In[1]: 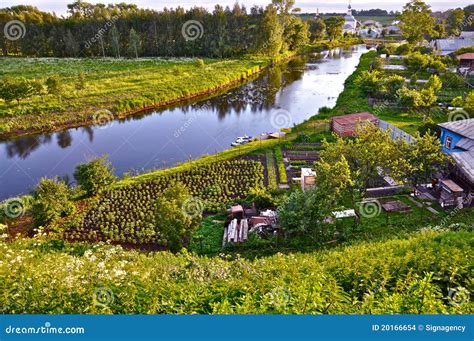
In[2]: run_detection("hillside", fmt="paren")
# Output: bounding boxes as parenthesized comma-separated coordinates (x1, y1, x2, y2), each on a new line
(1, 230, 472, 314)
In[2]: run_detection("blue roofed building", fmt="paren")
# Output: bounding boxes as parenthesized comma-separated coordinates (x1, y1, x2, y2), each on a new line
(438, 118, 474, 191)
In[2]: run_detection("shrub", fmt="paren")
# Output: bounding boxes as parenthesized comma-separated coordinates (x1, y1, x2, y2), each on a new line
(31, 178, 75, 227)
(155, 183, 201, 252)
(195, 59, 205, 68)
(74, 156, 116, 197)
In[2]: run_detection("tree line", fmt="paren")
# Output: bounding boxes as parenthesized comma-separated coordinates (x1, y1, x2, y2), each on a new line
(0, 0, 317, 58)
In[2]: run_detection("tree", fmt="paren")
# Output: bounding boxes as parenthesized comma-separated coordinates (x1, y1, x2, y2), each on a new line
(446, 9, 465, 36)
(259, 5, 284, 57)
(319, 123, 402, 206)
(355, 70, 383, 97)
(426, 74, 442, 94)
(128, 28, 140, 58)
(278, 156, 352, 241)
(325, 16, 345, 41)
(399, 0, 435, 44)
(383, 75, 406, 98)
(404, 52, 430, 72)
(308, 17, 326, 42)
(398, 131, 449, 195)
(155, 183, 201, 252)
(110, 25, 121, 58)
(45, 76, 63, 96)
(31, 177, 75, 227)
(65, 29, 80, 57)
(464, 91, 474, 115)
(73, 155, 116, 197)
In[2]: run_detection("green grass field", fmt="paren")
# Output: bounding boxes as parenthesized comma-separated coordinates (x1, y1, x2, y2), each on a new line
(0, 57, 269, 137)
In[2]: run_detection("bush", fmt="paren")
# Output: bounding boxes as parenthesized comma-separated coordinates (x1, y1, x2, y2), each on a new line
(73, 156, 116, 197)
(154, 183, 201, 252)
(31, 178, 75, 227)
(195, 59, 205, 68)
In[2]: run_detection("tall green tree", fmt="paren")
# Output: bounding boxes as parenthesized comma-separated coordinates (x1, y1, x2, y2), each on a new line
(324, 16, 345, 41)
(446, 8, 465, 36)
(399, 0, 435, 44)
(127, 28, 140, 58)
(259, 5, 284, 57)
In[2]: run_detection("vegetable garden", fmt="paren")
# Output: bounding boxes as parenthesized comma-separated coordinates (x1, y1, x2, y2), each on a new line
(65, 160, 264, 245)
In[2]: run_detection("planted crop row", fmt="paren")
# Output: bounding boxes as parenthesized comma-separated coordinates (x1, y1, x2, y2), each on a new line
(274, 147, 288, 184)
(67, 160, 264, 245)
(265, 151, 278, 189)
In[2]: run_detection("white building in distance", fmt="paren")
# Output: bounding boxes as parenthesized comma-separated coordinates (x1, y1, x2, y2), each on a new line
(343, 2, 358, 34)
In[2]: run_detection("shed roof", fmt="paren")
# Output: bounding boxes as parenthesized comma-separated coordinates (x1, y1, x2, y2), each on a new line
(432, 38, 474, 54)
(438, 119, 474, 139)
(457, 137, 474, 151)
(458, 53, 474, 60)
(441, 179, 464, 193)
(332, 112, 378, 125)
(231, 205, 244, 213)
(450, 151, 474, 184)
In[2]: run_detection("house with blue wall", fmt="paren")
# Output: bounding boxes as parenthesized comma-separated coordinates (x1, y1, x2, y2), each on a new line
(438, 118, 474, 191)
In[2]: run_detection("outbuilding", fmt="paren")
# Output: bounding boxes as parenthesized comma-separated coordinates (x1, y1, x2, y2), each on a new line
(331, 112, 379, 137)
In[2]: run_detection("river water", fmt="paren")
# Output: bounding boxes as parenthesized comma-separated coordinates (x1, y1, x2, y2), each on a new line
(0, 45, 368, 199)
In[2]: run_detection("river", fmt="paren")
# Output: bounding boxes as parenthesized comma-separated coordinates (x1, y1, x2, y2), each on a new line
(0, 45, 368, 200)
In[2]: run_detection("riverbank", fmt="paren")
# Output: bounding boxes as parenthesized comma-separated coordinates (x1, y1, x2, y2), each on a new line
(0, 57, 269, 139)
(0, 39, 363, 140)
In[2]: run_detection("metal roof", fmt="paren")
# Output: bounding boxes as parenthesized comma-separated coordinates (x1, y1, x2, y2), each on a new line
(451, 151, 474, 184)
(438, 119, 474, 139)
(432, 38, 474, 53)
(457, 137, 474, 151)
(332, 112, 378, 125)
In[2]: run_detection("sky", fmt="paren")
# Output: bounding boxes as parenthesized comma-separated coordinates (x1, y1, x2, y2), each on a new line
(2, 0, 471, 15)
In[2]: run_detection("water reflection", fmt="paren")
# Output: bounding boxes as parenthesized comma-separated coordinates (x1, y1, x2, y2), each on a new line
(0, 46, 368, 199)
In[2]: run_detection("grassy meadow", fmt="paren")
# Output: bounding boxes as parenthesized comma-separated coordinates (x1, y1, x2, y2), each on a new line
(0, 57, 269, 137)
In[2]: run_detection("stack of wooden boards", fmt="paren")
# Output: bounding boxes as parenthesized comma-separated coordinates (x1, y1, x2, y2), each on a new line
(222, 219, 249, 246)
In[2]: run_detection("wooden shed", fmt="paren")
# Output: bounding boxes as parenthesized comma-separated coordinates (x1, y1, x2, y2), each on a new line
(331, 112, 379, 137)
(458, 53, 474, 69)
(439, 179, 464, 208)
